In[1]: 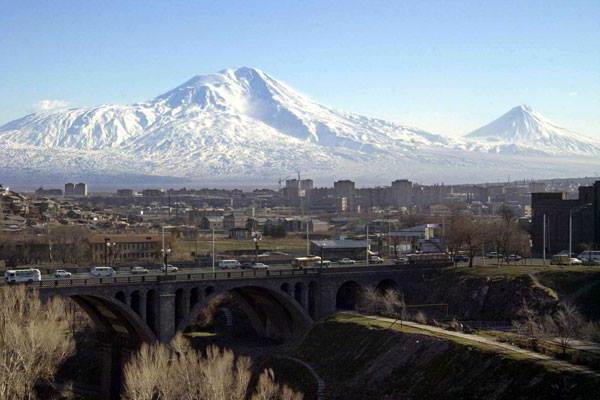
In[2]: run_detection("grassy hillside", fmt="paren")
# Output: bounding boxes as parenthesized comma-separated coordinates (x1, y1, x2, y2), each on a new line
(296, 314, 599, 400)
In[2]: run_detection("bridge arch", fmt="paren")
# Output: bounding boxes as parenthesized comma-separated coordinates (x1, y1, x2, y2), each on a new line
(336, 281, 363, 310)
(70, 293, 157, 343)
(179, 284, 312, 340)
(376, 279, 399, 294)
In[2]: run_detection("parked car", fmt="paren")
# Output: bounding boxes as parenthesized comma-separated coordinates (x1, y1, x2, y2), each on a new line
(485, 252, 503, 259)
(338, 258, 357, 265)
(505, 254, 522, 262)
(54, 269, 72, 279)
(90, 266, 116, 277)
(370, 256, 384, 264)
(453, 255, 469, 263)
(251, 263, 270, 270)
(394, 257, 409, 265)
(131, 266, 149, 274)
(160, 264, 178, 273)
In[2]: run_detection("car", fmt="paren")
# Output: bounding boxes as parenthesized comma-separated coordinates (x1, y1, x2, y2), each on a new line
(370, 256, 384, 264)
(338, 258, 357, 265)
(160, 264, 178, 273)
(505, 254, 522, 262)
(485, 252, 503, 259)
(131, 266, 149, 274)
(218, 259, 241, 269)
(570, 257, 583, 265)
(394, 257, 409, 265)
(251, 262, 269, 269)
(453, 255, 469, 263)
(54, 269, 72, 279)
(240, 261, 253, 269)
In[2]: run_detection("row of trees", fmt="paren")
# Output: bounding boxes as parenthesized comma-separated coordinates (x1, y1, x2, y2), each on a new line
(0, 225, 92, 266)
(444, 206, 530, 267)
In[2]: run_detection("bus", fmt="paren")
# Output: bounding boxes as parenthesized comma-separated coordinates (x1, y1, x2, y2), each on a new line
(292, 256, 322, 269)
(4, 268, 42, 284)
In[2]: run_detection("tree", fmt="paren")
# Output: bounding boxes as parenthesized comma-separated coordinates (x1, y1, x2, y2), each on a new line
(512, 300, 544, 349)
(0, 286, 75, 399)
(124, 334, 303, 400)
(359, 287, 407, 328)
(543, 303, 587, 356)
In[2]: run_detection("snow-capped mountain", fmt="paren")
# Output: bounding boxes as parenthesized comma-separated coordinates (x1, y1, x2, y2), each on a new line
(0, 68, 599, 185)
(0, 67, 456, 180)
(464, 105, 600, 156)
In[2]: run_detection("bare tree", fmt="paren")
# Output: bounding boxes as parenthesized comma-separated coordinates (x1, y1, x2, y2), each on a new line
(0, 286, 75, 399)
(124, 334, 302, 400)
(512, 300, 544, 349)
(359, 287, 407, 328)
(543, 303, 587, 356)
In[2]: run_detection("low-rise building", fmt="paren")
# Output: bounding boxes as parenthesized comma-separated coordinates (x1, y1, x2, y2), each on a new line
(89, 234, 162, 264)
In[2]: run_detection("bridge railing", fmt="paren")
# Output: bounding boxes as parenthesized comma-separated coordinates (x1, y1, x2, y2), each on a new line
(35, 266, 324, 288)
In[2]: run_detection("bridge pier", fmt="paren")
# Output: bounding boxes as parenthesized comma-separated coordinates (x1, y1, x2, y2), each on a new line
(158, 290, 176, 342)
(97, 335, 137, 400)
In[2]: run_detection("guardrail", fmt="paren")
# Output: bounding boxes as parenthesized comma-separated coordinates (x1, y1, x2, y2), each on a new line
(0, 263, 436, 289)
(36, 267, 324, 288)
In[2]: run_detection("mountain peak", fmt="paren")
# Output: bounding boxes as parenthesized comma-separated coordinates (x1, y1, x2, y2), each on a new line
(512, 104, 533, 113)
(466, 105, 600, 156)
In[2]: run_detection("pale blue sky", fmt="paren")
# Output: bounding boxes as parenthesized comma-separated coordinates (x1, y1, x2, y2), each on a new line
(1, 0, 599, 136)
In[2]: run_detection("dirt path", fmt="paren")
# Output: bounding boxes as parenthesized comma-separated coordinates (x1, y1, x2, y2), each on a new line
(348, 312, 600, 378)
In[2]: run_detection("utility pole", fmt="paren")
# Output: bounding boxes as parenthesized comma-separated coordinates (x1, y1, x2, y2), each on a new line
(212, 226, 215, 273)
(569, 209, 573, 266)
(306, 221, 310, 256)
(366, 224, 369, 266)
(542, 213, 546, 266)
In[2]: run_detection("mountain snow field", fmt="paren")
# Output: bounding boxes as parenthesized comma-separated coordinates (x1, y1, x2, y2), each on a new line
(1, 67, 599, 184)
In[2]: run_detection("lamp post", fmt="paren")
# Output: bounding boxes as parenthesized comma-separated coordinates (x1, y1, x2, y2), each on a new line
(161, 247, 172, 276)
(104, 238, 116, 267)
(365, 224, 370, 266)
(161, 225, 173, 275)
(211, 226, 215, 273)
(252, 232, 262, 264)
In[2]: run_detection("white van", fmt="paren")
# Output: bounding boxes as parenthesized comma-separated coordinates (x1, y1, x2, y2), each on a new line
(577, 251, 600, 263)
(5, 268, 42, 284)
(218, 259, 241, 269)
(90, 266, 116, 277)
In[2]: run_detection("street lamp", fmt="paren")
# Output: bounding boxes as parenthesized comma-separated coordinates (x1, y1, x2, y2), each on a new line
(161, 247, 172, 276)
(104, 238, 116, 267)
(252, 232, 262, 264)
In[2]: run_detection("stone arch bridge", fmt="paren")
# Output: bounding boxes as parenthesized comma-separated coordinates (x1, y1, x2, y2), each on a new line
(31, 265, 436, 398)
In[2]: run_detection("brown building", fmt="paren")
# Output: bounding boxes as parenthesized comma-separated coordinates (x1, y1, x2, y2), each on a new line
(89, 234, 162, 264)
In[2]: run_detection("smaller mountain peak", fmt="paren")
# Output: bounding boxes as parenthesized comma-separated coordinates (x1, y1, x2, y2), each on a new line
(512, 104, 533, 113)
